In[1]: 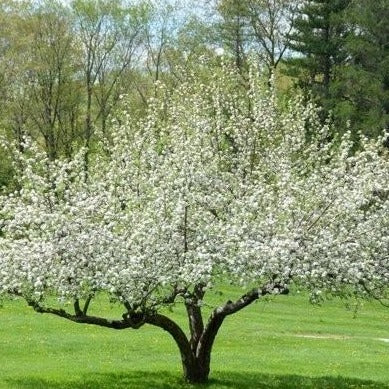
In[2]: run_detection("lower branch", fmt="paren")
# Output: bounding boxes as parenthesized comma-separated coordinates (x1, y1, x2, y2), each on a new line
(26, 299, 144, 330)
(25, 298, 196, 380)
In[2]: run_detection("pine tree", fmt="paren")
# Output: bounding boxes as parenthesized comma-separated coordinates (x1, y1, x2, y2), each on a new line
(332, 0, 389, 138)
(216, 0, 251, 71)
(286, 0, 351, 114)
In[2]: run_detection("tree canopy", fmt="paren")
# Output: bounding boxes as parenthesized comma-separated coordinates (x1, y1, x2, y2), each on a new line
(1, 67, 388, 383)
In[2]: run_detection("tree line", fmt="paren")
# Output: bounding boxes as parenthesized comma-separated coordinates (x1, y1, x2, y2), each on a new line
(0, 0, 388, 187)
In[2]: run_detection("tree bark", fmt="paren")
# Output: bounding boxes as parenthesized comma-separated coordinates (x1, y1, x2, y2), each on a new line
(182, 356, 210, 384)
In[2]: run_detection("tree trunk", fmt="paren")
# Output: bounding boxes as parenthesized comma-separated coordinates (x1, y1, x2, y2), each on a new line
(180, 287, 264, 383)
(182, 356, 210, 384)
(145, 313, 210, 383)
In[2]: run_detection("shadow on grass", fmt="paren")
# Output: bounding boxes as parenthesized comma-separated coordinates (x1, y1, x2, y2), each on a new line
(6, 371, 389, 389)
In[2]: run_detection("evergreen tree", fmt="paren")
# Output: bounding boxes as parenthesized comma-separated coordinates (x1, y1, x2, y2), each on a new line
(287, 0, 351, 115)
(216, 0, 251, 71)
(332, 0, 389, 138)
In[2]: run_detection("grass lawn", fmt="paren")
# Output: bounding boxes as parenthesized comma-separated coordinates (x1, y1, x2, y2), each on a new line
(0, 287, 388, 388)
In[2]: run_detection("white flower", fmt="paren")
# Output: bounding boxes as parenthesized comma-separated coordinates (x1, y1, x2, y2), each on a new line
(0, 66, 388, 308)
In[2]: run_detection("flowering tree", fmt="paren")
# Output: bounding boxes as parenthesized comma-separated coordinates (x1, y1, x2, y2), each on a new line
(0, 68, 388, 384)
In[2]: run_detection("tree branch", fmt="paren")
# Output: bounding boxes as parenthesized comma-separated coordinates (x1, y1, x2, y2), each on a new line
(185, 283, 205, 352)
(74, 299, 83, 316)
(144, 313, 195, 373)
(196, 283, 288, 361)
(26, 299, 142, 330)
(83, 295, 93, 315)
(359, 281, 389, 308)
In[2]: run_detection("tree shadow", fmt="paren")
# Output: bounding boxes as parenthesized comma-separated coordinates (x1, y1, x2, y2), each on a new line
(6, 371, 389, 389)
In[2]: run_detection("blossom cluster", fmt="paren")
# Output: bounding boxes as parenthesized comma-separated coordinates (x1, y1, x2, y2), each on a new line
(1, 67, 388, 310)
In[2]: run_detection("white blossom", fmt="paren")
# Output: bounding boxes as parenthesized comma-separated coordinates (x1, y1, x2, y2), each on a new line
(0, 66, 388, 310)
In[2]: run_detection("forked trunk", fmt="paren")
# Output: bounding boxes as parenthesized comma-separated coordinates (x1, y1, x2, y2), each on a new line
(145, 313, 211, 383)
(181, 306, 224, 383)
(145, 287, 264, 384)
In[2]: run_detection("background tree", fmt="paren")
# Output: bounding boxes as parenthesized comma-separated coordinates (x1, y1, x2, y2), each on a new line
(1, 67, 388, 384)
(287, 0, 351, 116)
(0, 0, 32, 150)
(216, 0, 251, 72)
(0, 0, 82, 161)
(214, 0, 298, 82)
(25, 1, 82, 160)
(71, 0, 147, 162)
(331, 0, 389, 138)
(245, 0, 298, 78)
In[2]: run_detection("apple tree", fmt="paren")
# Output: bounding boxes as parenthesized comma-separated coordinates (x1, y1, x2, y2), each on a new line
(0, 67, 388, 383)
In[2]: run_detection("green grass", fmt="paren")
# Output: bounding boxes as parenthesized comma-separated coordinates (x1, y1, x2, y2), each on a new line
(0, 287, 388, 388)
